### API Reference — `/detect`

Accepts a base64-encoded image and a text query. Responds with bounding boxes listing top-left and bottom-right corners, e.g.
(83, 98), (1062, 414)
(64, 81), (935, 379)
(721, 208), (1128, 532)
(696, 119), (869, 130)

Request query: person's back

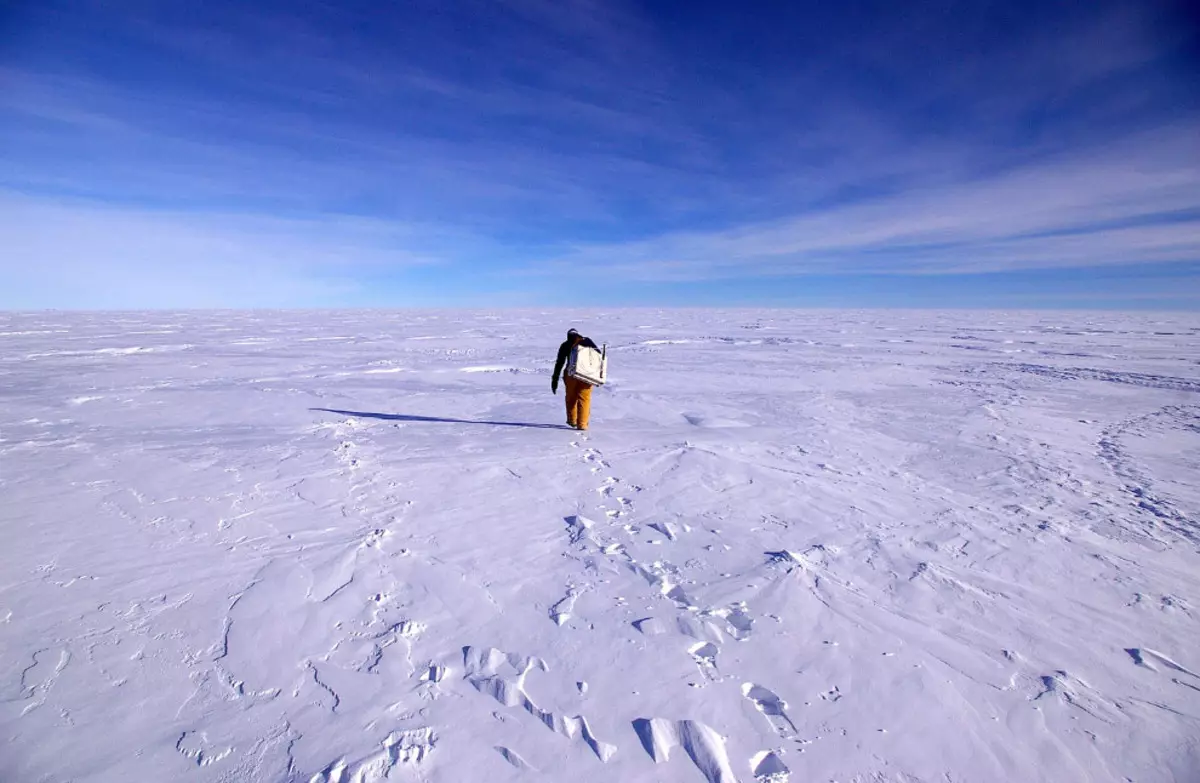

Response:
(552, 328), (599, 430)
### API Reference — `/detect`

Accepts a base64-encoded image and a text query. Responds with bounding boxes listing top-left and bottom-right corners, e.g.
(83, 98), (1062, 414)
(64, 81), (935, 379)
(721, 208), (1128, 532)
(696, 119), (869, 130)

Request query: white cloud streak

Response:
(541, 125), (1200, 280)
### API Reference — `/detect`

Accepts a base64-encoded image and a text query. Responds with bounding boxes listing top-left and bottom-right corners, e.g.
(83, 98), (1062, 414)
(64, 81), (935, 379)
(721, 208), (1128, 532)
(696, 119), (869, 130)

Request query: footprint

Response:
(418, 664), (447, 683)
(550, 588), (581, 626)
(689, 642), (720, 680)
(413, 663), (448, 701)
(742, 683), (797, 736)
(361, 528), (392, 550)
(583, 450), (611, 469)
(751, 750), (790, 782)
(625, 559), (699, 609)
(565, 515), (597, 545)
(649, 522), (681, 541)
(713, 603), (753, 641)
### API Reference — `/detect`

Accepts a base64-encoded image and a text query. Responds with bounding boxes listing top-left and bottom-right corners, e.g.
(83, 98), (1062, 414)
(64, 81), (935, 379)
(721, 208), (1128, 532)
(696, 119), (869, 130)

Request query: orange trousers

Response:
(564, 377), (593, 429)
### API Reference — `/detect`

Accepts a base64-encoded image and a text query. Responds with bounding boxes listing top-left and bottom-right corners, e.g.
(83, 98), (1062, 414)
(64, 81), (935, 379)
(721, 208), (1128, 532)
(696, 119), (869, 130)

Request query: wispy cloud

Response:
(539, 124), (1200, 281)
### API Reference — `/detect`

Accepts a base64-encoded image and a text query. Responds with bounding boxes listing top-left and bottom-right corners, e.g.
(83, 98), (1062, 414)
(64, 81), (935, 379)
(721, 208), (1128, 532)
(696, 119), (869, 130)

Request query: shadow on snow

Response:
(311, 408), (571, 430)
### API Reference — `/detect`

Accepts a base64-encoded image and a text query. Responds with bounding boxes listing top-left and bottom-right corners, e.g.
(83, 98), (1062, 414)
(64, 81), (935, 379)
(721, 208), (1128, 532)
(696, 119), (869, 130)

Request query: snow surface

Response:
(2, 309), (1199, 783)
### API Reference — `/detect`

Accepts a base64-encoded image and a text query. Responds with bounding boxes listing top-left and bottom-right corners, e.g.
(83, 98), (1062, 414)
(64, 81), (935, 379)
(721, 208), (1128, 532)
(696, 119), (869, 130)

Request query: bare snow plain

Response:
(1, 309), (1198, 783)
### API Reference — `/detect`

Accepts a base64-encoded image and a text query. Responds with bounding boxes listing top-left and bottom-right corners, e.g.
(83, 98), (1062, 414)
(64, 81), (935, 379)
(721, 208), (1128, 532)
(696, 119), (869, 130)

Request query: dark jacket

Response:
(553, 336), (599, 386)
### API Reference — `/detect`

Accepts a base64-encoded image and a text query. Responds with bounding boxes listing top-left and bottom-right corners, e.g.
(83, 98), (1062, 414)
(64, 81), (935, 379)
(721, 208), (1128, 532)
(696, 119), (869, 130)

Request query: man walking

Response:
(552, 328), (599, 430)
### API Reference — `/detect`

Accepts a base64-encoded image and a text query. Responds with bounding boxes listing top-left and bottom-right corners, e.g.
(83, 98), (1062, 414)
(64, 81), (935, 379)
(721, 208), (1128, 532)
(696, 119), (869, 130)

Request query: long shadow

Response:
(312, 408), (571, 430)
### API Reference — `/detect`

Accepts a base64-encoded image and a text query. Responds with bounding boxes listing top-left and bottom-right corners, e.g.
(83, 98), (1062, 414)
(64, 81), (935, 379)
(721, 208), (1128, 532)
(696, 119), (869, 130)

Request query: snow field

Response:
(1, 309), (1198, 782)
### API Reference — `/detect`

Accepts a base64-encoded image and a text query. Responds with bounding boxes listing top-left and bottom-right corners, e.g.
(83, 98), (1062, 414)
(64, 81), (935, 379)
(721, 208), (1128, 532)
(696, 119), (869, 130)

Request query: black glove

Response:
(551, 378), (558, 395)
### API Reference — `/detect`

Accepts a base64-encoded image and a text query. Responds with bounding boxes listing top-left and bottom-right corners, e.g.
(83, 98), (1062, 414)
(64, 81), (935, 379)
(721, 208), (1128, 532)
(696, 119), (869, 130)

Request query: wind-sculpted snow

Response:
(1, 309), (1198, 782)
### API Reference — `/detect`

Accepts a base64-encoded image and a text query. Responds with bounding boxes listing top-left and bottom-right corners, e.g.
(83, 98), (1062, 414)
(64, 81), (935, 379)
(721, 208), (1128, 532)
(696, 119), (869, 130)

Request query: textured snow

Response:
(1, 309), (1199, 782)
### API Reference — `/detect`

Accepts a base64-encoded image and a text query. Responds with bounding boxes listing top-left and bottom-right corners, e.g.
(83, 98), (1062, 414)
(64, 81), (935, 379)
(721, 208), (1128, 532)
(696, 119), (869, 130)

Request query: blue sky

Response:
(1, 0), (1198, 309)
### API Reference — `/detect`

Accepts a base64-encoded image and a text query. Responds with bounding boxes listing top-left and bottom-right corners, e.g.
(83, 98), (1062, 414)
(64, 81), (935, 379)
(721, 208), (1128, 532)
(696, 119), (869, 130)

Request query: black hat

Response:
(567, 328), (581, 338)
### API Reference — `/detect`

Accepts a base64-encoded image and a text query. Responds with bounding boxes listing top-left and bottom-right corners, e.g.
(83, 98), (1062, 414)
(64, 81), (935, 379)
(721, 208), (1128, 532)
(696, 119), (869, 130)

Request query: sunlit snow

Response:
(2, 309), (1198, 782)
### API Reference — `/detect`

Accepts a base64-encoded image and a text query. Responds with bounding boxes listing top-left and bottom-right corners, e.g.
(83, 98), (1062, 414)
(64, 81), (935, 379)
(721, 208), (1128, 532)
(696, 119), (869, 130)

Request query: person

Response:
(552, 328), (599, 430)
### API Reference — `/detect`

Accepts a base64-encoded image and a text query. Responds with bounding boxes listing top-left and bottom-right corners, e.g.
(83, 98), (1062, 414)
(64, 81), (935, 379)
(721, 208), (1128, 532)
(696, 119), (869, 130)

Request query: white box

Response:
(567, 344), (608, 386)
